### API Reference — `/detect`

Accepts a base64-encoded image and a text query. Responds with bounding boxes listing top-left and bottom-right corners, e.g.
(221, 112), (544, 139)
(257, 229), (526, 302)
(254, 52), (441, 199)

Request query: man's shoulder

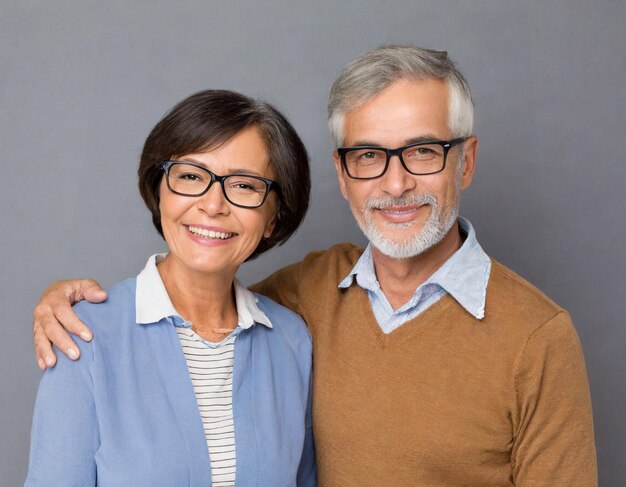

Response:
(250, 243), (364, 313)
(298, 242), (364, 279)
(486, 259), (567, 328)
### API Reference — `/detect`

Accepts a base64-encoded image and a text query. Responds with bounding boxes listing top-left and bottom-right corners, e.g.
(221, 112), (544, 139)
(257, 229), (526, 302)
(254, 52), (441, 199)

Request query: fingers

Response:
(45, 316), (81, 360)
(33, 278), (101, 369)
(78, 279), (107, 303)
(34, 303), (82, 366)
(34, 302), (59, 369)
(53, 300), (93, 343)
(33, 322), (56, 370)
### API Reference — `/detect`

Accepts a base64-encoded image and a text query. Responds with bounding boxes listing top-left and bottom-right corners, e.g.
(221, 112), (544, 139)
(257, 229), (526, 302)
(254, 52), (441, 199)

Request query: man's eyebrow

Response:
(404, 134), (443, 145)
(348, 134), (443, 147)
(349, 140), (383, 147)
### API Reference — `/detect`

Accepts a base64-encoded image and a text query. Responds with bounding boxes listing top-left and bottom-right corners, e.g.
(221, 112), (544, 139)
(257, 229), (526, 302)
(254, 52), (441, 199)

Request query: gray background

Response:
(1, 0), (624, 484)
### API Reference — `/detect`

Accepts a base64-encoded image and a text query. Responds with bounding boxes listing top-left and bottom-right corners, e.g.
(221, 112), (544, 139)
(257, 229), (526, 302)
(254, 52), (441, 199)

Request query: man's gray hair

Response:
(328, 45), (474, 147)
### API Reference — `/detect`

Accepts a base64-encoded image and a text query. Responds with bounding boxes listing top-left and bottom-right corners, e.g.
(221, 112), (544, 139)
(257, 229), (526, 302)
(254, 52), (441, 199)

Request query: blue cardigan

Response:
(26, 278), (316, 486)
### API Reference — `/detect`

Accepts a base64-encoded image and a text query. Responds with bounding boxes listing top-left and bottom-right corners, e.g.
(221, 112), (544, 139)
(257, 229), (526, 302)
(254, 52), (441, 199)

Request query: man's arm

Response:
(512, 311), (597, 485)
(34, 258), (305, 368)
(33, 279), (107, 369)
(33, 261), (299, 369)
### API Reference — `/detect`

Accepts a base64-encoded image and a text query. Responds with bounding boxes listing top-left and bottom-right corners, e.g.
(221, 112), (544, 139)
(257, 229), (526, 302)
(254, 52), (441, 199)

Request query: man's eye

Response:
(355, 151), (385, 163)
(405, 146), (438, 160)
(411, 148), (435, 156)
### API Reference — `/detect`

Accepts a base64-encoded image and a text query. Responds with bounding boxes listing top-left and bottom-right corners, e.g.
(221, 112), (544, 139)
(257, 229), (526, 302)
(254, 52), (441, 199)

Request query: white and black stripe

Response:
(177, 327), (237, 487)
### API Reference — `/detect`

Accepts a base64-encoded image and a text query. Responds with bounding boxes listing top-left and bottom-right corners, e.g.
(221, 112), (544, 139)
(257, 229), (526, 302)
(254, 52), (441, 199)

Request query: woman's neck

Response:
(157, 254), (239, 341)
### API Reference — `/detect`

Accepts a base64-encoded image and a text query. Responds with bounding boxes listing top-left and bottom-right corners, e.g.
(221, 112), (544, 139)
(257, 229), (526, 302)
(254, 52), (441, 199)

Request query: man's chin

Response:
(360, 215), (458, 260)
(361, 227), (431, 259)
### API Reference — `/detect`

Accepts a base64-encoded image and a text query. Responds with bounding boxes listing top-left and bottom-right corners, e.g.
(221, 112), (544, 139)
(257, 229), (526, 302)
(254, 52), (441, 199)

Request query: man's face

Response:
(333, 78), (477, 259)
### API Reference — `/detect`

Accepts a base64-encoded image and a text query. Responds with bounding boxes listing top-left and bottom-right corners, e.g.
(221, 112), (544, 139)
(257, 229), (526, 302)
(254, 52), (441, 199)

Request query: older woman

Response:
(26, 90), (315, 486)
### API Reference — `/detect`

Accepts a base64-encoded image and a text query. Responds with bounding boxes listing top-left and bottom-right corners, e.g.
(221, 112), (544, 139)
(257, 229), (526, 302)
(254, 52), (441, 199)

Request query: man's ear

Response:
(460, 136), (478, 190)
(333, 151), (349, 200)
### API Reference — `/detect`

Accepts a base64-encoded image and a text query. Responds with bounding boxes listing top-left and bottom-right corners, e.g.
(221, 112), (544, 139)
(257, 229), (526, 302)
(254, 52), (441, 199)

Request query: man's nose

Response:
(379, 155), (417, 197)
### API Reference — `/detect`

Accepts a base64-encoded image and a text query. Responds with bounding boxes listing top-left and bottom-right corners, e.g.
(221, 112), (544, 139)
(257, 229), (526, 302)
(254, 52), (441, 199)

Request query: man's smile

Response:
(375, 204), (428, 224)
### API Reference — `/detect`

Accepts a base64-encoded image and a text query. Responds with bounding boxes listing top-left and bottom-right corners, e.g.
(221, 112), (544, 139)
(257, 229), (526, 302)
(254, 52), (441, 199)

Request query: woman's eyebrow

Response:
(221, 167), (263, 176)
(174, 159), (266, 177)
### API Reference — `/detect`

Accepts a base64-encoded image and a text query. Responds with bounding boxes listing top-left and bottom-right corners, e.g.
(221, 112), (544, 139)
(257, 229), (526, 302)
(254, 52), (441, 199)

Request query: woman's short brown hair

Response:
(138, 89), (310, 260)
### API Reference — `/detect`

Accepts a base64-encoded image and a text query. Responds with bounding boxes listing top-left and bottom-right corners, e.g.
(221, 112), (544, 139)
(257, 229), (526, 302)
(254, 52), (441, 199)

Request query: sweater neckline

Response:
(354, 286), (456, 347)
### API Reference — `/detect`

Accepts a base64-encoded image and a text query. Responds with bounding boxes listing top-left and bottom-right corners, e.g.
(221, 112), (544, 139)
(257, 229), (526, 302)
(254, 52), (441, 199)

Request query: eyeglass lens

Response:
(344, 143), (447, 178)
(167, 163), (269, 207)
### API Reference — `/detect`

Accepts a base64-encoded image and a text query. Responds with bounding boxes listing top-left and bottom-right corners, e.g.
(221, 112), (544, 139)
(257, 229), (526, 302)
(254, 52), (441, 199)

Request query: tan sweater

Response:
(253, 243), (597, 486)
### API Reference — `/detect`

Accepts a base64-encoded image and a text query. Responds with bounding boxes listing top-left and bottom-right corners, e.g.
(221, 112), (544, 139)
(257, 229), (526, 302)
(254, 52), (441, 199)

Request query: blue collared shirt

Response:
(26, 256), (316, 487)
(339, 217), (491, 334)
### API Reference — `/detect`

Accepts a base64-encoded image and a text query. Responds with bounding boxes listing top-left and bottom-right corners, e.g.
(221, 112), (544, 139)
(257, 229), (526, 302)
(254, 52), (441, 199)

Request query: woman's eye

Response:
(178, 173), (202, 181)
(234, 183), (254, 190)
(228, 179), (264, 192)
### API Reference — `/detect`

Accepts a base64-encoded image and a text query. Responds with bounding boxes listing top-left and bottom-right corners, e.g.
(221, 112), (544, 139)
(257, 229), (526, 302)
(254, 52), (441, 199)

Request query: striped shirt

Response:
(176, 327), (237, 486)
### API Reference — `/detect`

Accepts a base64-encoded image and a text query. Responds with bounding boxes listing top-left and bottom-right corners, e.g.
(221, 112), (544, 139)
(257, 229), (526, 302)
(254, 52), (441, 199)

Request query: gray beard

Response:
(354, 192), (459, 259)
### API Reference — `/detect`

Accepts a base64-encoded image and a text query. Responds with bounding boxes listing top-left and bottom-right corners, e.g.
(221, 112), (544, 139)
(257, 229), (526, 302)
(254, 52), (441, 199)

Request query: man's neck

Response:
(371, 222), (464, 311)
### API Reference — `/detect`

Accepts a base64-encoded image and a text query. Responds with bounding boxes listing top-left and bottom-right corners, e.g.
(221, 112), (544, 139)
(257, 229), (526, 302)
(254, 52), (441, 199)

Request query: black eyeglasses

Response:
(161, 160), (280, 208)
(337, 137), (469, 180)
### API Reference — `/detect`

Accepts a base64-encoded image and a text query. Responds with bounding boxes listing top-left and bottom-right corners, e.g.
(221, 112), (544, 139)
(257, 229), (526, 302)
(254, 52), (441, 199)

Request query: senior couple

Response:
(27, 45), (597, 486)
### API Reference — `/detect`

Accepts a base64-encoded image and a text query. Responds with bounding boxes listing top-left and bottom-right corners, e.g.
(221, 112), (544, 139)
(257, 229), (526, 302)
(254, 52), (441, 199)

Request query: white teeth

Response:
(381, 208), (413, 214)
(187, 226), (233, 239)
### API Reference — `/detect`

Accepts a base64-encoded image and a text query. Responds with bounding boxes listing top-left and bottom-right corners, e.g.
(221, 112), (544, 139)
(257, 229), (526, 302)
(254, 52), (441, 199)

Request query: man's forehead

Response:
(342, 79), (451, 146)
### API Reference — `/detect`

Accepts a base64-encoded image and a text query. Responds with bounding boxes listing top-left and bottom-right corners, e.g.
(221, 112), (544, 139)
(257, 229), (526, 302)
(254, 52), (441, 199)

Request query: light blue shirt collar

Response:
(338, 217), (491, 320)
(135, 253), (273, 329)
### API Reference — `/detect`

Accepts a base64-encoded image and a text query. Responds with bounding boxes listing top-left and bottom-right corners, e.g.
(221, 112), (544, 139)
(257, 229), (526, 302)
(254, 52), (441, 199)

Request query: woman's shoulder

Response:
(253, 293), (311, 342)
(72, 277), (137, 331)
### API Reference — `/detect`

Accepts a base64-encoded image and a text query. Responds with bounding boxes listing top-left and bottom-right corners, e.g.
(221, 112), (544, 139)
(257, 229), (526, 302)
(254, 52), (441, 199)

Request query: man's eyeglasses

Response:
(161, 160), (280, 208)
(337, 137), (469, 180)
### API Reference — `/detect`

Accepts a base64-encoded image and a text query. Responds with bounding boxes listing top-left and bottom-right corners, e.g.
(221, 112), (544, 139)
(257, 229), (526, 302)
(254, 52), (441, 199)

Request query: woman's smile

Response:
(185, 224), (237, 242)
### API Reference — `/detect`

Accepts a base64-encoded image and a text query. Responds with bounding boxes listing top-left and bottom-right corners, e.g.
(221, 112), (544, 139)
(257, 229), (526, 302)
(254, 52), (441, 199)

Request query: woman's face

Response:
(159, 126), (277, 278)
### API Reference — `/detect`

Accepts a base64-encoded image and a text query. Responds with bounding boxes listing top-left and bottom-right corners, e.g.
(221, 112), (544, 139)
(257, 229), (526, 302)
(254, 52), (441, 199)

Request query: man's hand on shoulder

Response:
(33, 279), (107, 370)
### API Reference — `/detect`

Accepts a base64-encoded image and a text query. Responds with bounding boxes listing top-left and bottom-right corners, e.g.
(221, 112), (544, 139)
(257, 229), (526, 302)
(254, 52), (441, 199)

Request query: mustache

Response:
(364, 193), (438, 210)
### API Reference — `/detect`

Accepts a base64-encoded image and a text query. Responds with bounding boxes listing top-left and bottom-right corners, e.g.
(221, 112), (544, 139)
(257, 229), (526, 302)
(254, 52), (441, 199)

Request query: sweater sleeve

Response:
(511, 311), (597, 486)
(250, 260), (304, 315)
(25, 338), (98, 486)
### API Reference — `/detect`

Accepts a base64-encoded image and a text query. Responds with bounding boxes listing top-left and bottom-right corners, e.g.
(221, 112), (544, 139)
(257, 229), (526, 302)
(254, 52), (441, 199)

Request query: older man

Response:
(33, 46), (596, 485)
